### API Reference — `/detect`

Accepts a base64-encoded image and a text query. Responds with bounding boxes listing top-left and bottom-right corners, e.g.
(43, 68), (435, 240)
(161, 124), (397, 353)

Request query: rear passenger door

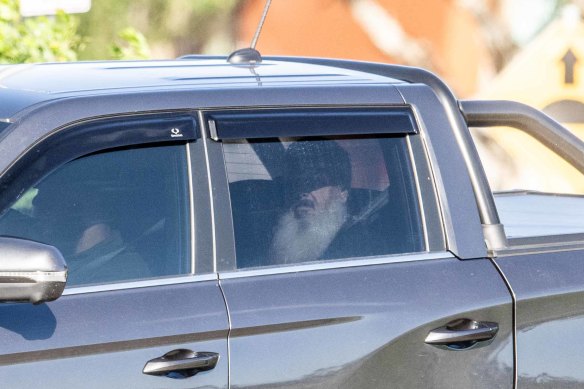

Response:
(205, 107), (514, 388)
(0, 114), (228, 388)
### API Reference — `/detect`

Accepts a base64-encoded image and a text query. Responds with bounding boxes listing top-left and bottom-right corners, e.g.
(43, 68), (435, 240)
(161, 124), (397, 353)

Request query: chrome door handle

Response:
(143, 349), (219, 378)
(425, 319), (498, 350)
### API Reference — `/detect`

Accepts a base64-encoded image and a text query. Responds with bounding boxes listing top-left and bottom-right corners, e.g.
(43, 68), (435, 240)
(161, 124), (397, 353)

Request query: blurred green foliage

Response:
(0, 0), (239, 63)
(0, 0), (152, 63)
(78, 0), (240, 60)
(0, 0), (81, 63)
(110, 27), (151, 60)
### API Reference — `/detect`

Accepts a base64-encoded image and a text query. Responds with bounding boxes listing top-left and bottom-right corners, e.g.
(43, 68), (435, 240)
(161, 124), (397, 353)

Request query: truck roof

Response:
(0, 58), (404, 119)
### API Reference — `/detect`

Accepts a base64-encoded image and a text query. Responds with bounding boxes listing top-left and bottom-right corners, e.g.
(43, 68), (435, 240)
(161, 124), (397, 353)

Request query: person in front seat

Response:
(268, 138), (354, 265)
(32, 179), (151, 285)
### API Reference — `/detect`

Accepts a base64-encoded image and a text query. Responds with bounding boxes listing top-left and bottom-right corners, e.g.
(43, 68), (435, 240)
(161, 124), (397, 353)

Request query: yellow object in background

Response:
(476, 10), (584, 194)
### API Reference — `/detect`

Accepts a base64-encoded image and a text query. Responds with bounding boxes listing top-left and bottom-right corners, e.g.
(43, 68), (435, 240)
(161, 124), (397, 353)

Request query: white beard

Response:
(269, 198), (347, 265)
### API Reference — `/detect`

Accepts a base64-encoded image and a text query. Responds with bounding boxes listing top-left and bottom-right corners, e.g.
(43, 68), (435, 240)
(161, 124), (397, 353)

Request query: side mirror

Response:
(0, 237), (67, 304)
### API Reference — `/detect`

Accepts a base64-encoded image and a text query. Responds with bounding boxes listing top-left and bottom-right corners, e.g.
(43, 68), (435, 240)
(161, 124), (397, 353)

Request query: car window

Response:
(0, 144), (191, 286)
(224, 135), (425, 268)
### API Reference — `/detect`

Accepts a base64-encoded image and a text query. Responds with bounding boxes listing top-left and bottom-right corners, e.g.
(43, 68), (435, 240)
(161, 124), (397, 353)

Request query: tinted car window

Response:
(0, 144), (190, 286)
(224, 135), (424, 268)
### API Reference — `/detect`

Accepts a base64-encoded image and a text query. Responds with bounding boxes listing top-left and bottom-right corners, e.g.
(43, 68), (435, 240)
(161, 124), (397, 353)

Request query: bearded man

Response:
(269, 139), (352, 265)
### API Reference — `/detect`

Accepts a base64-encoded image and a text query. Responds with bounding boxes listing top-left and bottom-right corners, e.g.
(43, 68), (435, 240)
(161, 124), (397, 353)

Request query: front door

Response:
(0, 116), (228, 388)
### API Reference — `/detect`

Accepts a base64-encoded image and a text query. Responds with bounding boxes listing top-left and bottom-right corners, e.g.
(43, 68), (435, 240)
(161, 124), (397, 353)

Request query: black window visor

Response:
(206, 107), (418, 140)
(0, 114), (198, 214)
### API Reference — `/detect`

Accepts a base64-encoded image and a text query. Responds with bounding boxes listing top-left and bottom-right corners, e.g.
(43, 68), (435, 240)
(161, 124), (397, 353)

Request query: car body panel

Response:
(0, 280), (229, 388)
(0, 60), (403, 119)
(494, 192), (584, 238)
(398, 84), (487, 259)
(220, 255), (513, 388)
(495, 250), (584, 388)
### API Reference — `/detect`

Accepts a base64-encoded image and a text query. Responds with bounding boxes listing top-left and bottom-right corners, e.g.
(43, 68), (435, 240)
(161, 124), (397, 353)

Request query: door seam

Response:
(489, 257), (517, 389)
(218, 277), (232, 389)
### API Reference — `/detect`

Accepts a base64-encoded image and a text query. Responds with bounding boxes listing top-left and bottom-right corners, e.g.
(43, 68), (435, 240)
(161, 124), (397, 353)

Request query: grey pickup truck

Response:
(0, 54), (582, 388)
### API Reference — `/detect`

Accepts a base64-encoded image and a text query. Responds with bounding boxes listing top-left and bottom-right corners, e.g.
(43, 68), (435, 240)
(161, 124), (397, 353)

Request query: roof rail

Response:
(461, 100), (584, 175)
(178, 53), (265, 65)
(176, 55), (227, 60)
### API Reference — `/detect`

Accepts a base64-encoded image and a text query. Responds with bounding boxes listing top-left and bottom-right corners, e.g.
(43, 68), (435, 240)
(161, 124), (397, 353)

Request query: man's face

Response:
(292, 185), (348, 220)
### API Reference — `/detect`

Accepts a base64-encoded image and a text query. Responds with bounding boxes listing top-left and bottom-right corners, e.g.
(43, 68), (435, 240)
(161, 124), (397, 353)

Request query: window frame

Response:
(201, 105), (446, 274)
(0, 111), (213, 291)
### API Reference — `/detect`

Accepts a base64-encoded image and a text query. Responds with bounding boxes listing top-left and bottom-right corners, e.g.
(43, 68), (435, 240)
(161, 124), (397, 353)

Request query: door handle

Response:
(143, 349), (219, 379)
(425, 318), (498, 350)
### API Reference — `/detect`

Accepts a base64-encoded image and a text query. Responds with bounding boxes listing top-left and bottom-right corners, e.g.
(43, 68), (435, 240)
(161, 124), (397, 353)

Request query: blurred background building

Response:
(3, 0), (584, 193)
(238, 0), (501, 97)
(235, 0), (584, 193)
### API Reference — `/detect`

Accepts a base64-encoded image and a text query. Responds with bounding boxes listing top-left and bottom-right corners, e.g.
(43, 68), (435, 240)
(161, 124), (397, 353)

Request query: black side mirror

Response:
(0, 237), (67, 304)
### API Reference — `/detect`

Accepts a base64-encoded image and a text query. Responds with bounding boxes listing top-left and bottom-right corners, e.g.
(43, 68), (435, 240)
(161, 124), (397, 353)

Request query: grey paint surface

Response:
(494, 192), (584, 238)
(398, 84), (486, 258)
(0, 281), (229, 388)
(496, 251), (584, 388)
(0, 59), (404, 119)
(220, 257), (513, 388)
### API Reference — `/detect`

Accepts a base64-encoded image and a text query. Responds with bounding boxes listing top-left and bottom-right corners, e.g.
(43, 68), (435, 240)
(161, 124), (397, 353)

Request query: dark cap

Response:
(284, 138), (351, 197)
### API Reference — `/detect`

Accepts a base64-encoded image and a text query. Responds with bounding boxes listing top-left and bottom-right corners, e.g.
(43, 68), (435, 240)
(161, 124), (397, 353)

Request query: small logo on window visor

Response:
(170, 128), (184, 138)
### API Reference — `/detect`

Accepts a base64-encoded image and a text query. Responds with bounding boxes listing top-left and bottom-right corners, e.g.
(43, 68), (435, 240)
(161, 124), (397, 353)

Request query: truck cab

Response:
(0, 56), (581, 388)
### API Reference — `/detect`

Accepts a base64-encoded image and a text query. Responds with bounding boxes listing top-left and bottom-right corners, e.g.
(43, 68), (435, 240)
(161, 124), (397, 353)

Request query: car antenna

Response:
(228, 0), (272, 64)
